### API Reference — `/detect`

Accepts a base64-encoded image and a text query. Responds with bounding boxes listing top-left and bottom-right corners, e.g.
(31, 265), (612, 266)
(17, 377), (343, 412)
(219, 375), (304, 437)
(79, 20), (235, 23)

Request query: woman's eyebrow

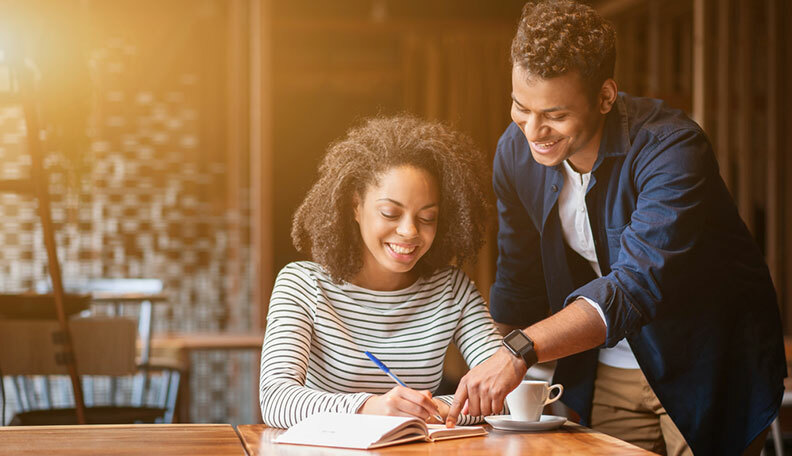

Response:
(376, 198), (438, 210)
(377, 198), (404, 207)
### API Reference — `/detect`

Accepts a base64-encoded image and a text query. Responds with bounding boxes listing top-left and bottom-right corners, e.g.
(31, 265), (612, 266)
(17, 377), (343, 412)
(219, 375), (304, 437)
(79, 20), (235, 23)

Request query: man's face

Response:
(510, 65), (608, 173)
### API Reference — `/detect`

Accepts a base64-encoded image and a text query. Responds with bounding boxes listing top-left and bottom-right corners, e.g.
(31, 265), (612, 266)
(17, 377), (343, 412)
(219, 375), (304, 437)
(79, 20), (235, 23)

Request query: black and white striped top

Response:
(259, 261), (503, 428)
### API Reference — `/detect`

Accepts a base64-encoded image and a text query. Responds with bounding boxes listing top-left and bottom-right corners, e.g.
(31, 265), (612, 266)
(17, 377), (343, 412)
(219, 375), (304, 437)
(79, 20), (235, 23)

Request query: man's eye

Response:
(548, 114), (567, 121)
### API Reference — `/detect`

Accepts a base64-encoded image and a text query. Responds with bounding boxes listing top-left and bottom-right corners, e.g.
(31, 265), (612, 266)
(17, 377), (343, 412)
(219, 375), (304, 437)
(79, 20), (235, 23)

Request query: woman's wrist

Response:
(357, 394), (379, 414)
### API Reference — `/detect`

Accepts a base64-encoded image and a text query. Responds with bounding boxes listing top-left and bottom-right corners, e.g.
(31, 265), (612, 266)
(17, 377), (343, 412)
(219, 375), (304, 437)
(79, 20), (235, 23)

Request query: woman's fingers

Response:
(385, 387), (440, 420)
(432, 398), (450, 423)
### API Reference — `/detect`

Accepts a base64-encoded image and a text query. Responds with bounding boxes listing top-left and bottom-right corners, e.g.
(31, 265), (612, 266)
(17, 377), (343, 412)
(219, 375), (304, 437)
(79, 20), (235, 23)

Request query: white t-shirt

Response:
(558, 160), (639, 370)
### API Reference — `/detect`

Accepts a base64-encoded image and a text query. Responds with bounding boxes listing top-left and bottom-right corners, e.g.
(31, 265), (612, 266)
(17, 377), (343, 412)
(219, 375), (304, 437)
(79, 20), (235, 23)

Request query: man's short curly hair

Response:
(511, 0), (616, 96)
(292, 115), (491, 283)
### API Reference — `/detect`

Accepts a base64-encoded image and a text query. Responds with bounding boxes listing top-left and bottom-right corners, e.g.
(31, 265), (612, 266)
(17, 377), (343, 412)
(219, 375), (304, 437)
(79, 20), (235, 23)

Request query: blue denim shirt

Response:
(490, 93), (785, 455)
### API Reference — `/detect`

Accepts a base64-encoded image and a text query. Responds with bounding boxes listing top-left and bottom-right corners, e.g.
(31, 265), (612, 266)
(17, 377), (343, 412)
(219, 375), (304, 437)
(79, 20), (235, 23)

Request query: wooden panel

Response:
(0, 317), (137, 375)
(225, 0), (250, 331)
(646, 0), (661, 97)
(236, 423), (654, 455)
(251, 0), (274, 331)
(785, 0), (792, 331)
(0, 424), (246, 455)
(735, 0), (753, 231)
(691, 0), (707, 127)
(765, 0), (781, 298)
(716, 0), (733, 191)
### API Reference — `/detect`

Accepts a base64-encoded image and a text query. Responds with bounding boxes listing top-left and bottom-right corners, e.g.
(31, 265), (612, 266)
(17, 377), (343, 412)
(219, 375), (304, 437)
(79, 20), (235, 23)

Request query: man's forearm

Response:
(522, 298), (606, 363)
(446, 298), (608, 425)
(494, 322), (521, 337)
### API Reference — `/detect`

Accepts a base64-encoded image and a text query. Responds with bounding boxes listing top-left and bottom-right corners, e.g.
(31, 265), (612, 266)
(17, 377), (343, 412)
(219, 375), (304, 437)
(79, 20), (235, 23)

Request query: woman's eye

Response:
(380, 212), (398, 220)
(419, 217), (437, 224)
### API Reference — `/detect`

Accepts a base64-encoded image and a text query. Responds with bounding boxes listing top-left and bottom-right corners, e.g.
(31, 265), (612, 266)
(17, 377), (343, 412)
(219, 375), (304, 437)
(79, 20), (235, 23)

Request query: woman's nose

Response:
(396, 218), (418, 237)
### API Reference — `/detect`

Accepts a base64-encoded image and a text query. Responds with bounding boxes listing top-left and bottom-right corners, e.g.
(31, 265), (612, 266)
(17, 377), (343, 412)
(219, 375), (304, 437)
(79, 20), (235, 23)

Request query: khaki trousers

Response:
(590, 363), (692, 455)
(590, 363), (769, 455)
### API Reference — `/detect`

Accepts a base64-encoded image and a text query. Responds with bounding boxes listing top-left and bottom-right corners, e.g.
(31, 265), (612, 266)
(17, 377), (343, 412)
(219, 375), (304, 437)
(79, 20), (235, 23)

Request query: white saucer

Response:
(484, 415), (567, 432)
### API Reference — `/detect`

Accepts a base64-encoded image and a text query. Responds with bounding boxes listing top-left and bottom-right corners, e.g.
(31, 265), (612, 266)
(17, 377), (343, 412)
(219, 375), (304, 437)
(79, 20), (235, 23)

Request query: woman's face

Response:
(353, 165), (440, 291)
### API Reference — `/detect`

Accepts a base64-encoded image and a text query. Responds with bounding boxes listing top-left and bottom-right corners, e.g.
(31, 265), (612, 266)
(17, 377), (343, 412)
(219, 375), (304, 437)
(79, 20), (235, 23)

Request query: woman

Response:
(259, 115), (503, 428)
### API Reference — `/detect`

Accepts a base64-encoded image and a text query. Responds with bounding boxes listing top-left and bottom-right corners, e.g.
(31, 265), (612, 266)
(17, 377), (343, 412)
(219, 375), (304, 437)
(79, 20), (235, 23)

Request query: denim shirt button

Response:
(551, 184), (559, 192)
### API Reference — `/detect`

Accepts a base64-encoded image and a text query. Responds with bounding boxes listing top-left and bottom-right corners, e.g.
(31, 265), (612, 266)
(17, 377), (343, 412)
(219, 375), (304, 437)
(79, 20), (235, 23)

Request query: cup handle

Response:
(544, 384), (564, 406)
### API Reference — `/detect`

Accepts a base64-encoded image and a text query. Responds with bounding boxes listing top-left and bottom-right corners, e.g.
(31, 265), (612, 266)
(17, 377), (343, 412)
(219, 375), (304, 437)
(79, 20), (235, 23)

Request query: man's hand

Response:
(445, 346), (527, 427)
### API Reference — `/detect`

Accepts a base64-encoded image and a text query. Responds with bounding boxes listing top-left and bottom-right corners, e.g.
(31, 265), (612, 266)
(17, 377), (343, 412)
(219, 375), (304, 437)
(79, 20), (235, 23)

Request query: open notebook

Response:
(274, 412), (488, 449)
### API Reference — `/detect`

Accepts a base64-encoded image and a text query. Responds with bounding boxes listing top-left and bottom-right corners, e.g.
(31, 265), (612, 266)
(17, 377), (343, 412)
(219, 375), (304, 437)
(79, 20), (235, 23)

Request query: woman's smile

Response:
(385, 242), (419, 259)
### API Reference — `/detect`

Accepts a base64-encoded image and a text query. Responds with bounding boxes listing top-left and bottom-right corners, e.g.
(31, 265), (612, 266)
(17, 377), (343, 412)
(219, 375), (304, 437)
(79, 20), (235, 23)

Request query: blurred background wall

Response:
(0, 0), (789, 424)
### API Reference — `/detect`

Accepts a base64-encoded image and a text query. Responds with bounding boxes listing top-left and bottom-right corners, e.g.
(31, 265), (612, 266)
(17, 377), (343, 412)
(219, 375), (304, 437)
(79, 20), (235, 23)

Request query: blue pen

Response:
(364, 351), (443, 423)
(365, 351), (408, 386)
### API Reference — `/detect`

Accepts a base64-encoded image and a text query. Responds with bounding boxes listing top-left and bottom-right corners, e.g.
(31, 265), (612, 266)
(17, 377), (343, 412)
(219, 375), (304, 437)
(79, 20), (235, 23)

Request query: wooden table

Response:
(150, 332), (264, 422)
(0, 424), (246, 455)
(236, 423), (654, 455)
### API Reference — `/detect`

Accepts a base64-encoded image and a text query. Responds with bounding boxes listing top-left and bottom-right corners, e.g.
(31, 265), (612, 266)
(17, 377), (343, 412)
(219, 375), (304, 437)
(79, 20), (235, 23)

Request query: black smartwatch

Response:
(503, 329), (538, 368)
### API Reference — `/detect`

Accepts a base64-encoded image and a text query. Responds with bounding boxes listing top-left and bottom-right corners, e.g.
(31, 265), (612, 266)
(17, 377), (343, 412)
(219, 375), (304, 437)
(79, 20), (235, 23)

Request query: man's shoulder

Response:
(494, 122), (544, 179)
(619, 92), (705, 145)
(496, 122), (527, 156)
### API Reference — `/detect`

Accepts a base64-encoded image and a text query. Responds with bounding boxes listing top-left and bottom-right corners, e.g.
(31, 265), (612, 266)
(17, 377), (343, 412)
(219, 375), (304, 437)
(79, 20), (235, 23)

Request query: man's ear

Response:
(598, 78), (618, 114)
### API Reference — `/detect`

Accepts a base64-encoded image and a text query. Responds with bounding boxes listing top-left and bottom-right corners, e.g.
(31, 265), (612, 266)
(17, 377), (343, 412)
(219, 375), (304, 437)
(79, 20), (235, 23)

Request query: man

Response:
(445, 1), (785, 455)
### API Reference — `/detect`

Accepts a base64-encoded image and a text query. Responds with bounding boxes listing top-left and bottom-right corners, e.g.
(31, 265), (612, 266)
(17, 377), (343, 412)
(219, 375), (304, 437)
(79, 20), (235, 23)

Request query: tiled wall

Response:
(0, 0), (255, 424)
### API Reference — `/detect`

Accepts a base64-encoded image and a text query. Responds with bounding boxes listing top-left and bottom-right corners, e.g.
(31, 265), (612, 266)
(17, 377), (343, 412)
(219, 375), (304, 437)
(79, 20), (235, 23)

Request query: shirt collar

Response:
(590, 94), (631, 172)
(561, 160), (590, 187)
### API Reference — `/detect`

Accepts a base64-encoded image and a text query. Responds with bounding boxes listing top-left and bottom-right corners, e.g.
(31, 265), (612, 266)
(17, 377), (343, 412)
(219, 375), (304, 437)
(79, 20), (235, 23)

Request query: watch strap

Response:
(503, 329), (537, 368)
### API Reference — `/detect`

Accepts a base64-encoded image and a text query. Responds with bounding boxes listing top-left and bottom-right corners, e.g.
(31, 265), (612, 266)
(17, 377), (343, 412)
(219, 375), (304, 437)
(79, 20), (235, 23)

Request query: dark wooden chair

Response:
(0, 310), (181, 425)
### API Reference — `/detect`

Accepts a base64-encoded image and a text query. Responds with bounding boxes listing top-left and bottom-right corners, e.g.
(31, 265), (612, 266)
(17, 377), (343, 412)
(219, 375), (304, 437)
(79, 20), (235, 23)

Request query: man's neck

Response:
(565, 158), (590, 175)
(567, 116), (606, 173)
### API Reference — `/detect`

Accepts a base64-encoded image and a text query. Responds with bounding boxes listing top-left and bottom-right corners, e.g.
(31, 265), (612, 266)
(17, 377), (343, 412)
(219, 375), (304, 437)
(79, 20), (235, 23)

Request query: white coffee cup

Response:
(505, 380), (564, 422)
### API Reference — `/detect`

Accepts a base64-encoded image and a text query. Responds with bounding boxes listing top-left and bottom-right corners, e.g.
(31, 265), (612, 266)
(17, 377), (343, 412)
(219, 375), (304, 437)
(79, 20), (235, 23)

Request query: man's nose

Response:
(524, 115), (548, 141)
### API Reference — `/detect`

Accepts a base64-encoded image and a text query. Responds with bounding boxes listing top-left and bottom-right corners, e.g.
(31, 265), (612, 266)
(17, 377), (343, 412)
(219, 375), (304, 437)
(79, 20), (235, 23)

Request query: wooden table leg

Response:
(176, 348), (191, 423)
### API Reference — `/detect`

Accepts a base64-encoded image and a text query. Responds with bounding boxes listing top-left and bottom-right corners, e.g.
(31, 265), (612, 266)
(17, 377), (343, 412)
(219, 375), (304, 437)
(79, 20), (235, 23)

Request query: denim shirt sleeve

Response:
(490, 137), (549, 327)
(565, 128), (716, 347)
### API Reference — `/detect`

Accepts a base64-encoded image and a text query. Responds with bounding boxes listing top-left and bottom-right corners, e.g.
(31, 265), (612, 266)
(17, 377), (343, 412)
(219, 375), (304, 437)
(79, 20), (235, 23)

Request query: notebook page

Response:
(275, 413), (425, 449)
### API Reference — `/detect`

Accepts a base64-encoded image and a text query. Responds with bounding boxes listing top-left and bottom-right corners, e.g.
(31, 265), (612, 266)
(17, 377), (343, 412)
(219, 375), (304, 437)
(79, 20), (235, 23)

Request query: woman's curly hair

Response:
(510, 0), (616, 97)
(292, 115), (492, 283)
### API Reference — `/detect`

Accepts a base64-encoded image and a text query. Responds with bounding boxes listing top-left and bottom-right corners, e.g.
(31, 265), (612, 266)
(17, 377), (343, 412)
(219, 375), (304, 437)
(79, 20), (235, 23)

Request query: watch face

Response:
(505, 330), (532, 352)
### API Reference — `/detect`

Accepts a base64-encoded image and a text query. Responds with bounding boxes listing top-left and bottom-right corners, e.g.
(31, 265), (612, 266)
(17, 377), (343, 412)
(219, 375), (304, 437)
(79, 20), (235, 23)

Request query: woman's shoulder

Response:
(424, 265), (476, 292)
(275, 261), (332, 289)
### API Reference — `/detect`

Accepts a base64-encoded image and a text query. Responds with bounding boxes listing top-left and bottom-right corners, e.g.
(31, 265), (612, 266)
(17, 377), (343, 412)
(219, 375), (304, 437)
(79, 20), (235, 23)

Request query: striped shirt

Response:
(259, 261), (503, 428)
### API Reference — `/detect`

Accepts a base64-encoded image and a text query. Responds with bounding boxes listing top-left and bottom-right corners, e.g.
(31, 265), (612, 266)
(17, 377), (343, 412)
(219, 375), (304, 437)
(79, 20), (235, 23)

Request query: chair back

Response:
(0, 317), (137, 376)
(1, 280), (180, 425)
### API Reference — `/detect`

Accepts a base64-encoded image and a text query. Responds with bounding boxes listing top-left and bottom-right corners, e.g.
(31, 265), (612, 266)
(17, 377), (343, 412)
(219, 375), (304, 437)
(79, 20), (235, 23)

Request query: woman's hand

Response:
(431, 398), (450, 423)
(358, 386), (442, 423)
